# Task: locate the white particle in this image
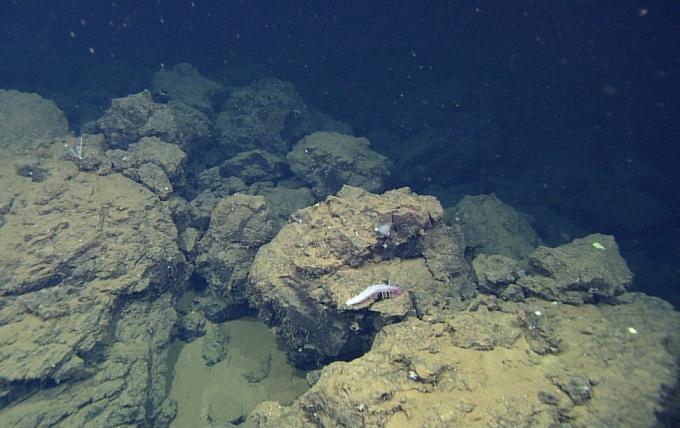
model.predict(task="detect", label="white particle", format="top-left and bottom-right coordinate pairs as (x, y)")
top-left (627, 327), bottom-right (638, 335)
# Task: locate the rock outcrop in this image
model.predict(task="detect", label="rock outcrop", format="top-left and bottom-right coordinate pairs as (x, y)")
top-left (248, 186), bottom-right (472, 368)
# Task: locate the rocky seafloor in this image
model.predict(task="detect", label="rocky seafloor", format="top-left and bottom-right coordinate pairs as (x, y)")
top-left (0, 64), bottom-right (678, 427)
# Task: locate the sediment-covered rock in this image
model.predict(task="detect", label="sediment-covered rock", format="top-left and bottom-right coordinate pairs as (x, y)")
top-left (250, 294), bottom-right (680, 427)
top-left (248, 186), bottom-right (468, 368)
top-left (0, 91), bottom-right (190, 426)
top-left (0, 89), bottom-right (70, 153)
top-left (0, 152), bottom-right (190, 426)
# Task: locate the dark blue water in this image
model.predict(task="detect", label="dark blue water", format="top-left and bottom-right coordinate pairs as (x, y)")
top-left (1, 0), bottom-right (679, 306)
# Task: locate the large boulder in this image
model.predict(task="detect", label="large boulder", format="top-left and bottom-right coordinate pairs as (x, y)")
top-left (195, 194), bottom-right (275, 321)
top-left (214, 78), bottom-right (304, 156)
top-left (151, 63), bottom-right (225, 114)
top-left (453, 193), bottom-right (541, 265)
top-left (0, 136), bottom-right (190, 426)
top-left (247, 186), bottom-right (470, 368)
top-left (521, 233), bottom-right (633, 304)
top-left (287, 131), bottom-right (392, 198)
top-left (83, 90), bottom-right (185, 149)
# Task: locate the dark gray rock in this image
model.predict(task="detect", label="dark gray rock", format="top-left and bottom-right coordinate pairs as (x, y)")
top-left (167, 101), bottom-right (212, 150)
top-left (516, 275), bottom-right (586, 305)
top-left (284, 106), bottom-right (354, 142)
top-left (130, 162), bottom-right (174, 200)
top-left (420, 222), bottom-right (476, 306)
top-left (256, 184), bottom-right (315, 230)
top-left (548, 374), bottom-right (593, 405)
top-left (287, 131), bottom-right (392, 198)
top-left (499, 283), bottom-right (525, 302)
top-left (392, 121), bottom-right (501, 189)
top-left (151, 63), bottom-right (225, 113)
top-left (195, 194), bottom-right (275, 315)
top-left (219, 149), bottom-right (288, 185)
top-left (201, 324), bottom-right (230, 366)
top-left (177, 311), bottom-right (207, 342)
top-left (128, 136), bottom-right (187, 182)
top-left (528, 233), bottom-right (633, 303)
top-left (453, 194), bottom-right (541, 265)
top-left (517, 307), bottom-right (561, 354)
top-left (473, 254), bottom-right (525, 295)
top-left (215, 78), bottom-right (304, 156)
top-left (83, 90), bottom-right (185, 149)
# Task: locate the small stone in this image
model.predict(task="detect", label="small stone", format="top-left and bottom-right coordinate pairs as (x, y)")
top-left (592, 242), bottom-right (606, 250)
